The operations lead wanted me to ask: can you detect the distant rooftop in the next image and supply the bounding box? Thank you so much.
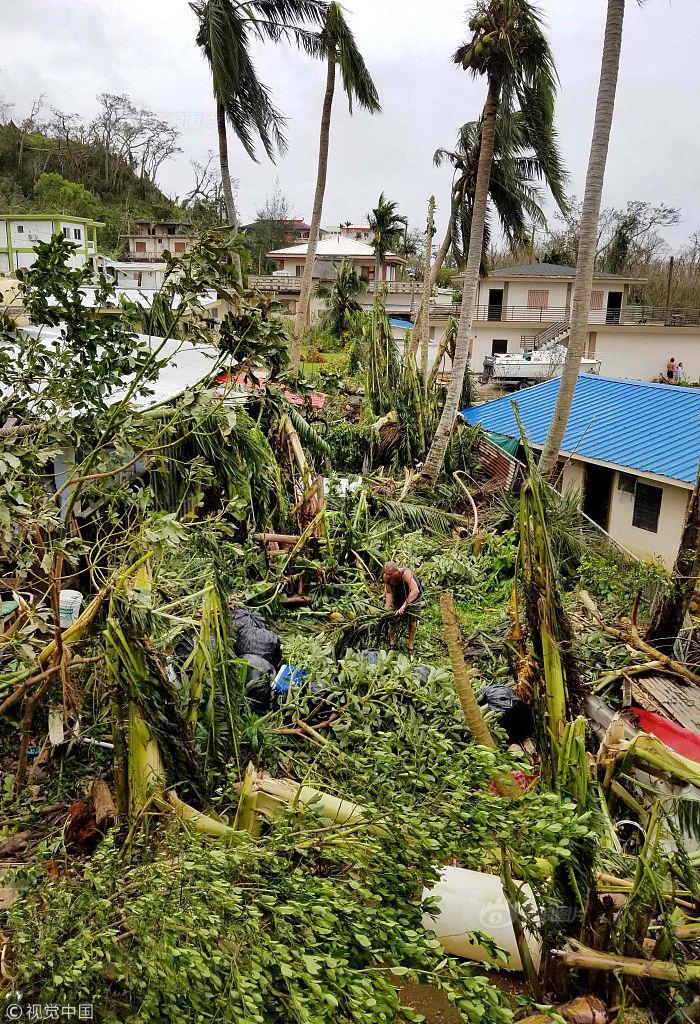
[487,262,640,281]
[461,374,700,486]
[268,236,404,261]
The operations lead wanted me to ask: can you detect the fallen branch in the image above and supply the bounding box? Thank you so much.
[579,591,700,687]
[453,472,479,536]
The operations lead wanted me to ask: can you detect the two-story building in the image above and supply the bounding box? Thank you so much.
[122,220,198,262]
[0,214,102,275]
[427,263,700,383]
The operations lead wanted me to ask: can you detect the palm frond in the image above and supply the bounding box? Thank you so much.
[284,401,333,461]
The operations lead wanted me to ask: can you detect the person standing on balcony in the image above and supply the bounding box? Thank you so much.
[667,357,676,381]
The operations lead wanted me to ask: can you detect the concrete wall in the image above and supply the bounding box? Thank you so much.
[476,276,627,317]
[607,471,689,566]
[592,328,700,382]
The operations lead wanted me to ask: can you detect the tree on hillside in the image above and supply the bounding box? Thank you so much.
[419,0,562,487]
[32,173,103,222]
[368,192,407,294]
[538,198,678,274]
[291,2,380,369]
[190,0,327,228]
[539,0,632,480]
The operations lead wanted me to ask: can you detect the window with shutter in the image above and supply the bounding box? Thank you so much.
[527,289,549,308]
[590,290,604,310]
[632,483,662,533]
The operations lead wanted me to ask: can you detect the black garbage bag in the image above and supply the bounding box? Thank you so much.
[231,608,282,668]
[243,654,276,712]
[413,665,431,685]
[482,685,533,744]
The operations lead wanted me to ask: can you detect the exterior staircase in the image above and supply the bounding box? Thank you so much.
[530,319,570,351]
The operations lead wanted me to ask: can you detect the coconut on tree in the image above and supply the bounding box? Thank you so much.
[538,0,627,480]
[191,0,327,227]
[418,0,563,487]
[368,193,408,294]
[290,3,380,370]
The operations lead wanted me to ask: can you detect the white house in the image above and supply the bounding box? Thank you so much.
[427,263,700,383]
[323,224,373,243]
[462,373,700,567]
[266,236,405,286]
[99,259,169,290]
[0,214,102,275]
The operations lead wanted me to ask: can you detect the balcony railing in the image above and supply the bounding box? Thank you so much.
[250,275,418,294]
[250,275,302,291]
[428,303,700,327]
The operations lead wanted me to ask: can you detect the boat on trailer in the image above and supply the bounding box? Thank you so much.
[481,344,600,386]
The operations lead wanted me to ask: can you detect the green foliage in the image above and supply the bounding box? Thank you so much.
[321,258,365,337]
[32,172,104,222]
[324,418,371,473]
[6,821,510,1024]
[368,192,408,273]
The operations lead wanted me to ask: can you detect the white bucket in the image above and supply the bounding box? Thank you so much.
[59,590,83,628]
[422,866,541,972]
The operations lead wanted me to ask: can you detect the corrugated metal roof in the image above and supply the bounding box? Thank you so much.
[461,375,700,485]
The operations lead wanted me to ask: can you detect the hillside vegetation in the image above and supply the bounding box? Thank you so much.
[0,94,186,255]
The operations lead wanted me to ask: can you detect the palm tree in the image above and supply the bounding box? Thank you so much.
[368,193,407,294]
[538,0,626,480]
[291,4,380,366]
[191,0,327,227]
[439,109,566,274]
[419,0,561,487]
[321,259,365,337]
[409,108,567,361]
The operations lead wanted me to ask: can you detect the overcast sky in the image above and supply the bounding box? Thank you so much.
[1,0,696,249]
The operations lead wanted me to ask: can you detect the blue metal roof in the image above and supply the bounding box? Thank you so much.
[461,375,700,485]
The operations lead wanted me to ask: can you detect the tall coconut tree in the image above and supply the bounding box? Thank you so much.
[368,192,408,294]
[291,4,380,367]
[419,0,561,487]
[409,108,567,361]
[538,0,626,480]
[191,0,327,227]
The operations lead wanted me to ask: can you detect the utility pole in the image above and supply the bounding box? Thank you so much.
[665,255,675,311]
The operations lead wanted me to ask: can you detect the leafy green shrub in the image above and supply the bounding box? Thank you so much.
[324,418,372,473]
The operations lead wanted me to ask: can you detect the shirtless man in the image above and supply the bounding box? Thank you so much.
[383,561,424,653]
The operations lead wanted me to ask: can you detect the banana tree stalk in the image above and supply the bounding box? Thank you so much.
[500,841,543,999]
[552,940,700,982]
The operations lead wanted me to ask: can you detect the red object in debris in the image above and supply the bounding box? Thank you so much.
[215,371,328,409]
[631,706,700,764]
[488,769,537,797]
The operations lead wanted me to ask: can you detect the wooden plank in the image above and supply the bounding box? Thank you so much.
[632,674,700,734]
